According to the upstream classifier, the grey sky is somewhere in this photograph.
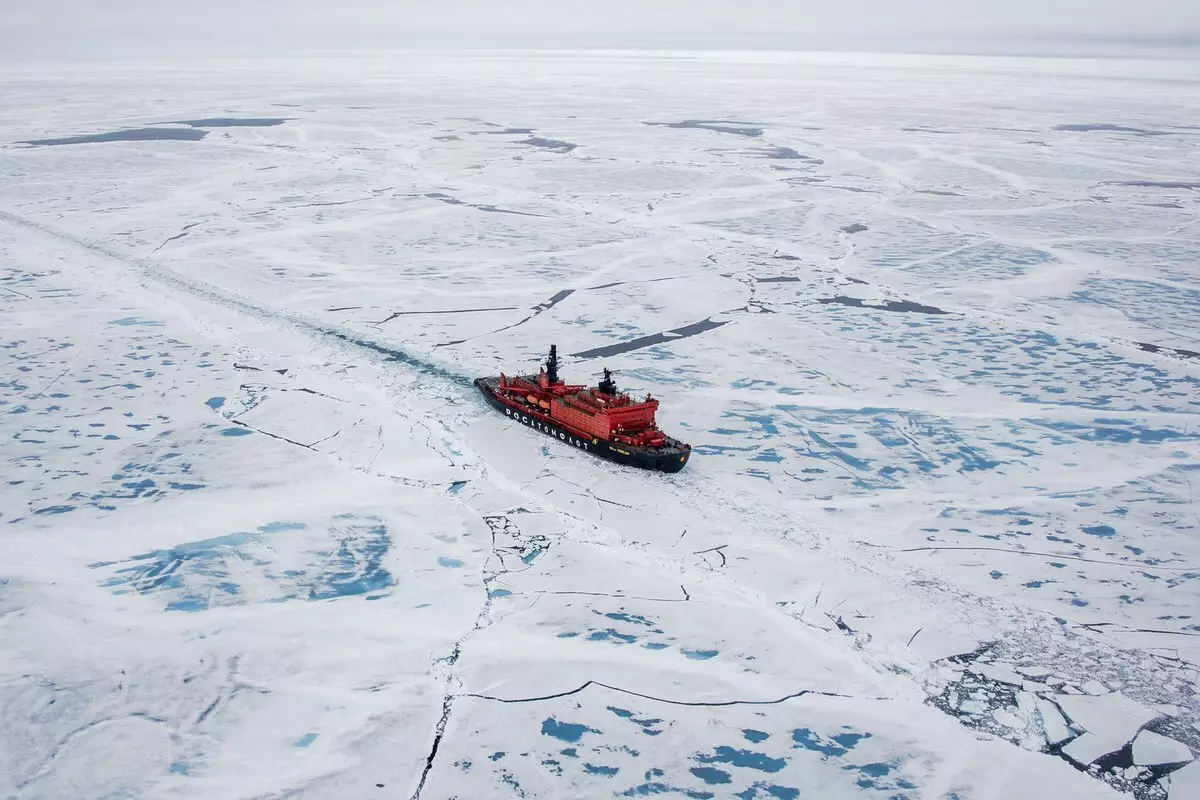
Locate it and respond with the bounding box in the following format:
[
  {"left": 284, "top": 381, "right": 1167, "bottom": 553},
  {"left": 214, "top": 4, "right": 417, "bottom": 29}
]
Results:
[{"left": 3, "top": 1, "right": 1198, "bottom": 59}]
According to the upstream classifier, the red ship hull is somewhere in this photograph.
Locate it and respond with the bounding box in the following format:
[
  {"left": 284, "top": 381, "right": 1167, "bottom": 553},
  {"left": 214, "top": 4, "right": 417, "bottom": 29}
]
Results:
[{"left": 474, "top": 347, "right": 690, "bottom": 473}]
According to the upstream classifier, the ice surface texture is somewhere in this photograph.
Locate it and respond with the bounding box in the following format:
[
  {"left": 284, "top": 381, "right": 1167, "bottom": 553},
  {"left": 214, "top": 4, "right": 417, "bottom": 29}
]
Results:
[{"left": 1, "top": 51, "right": 1197, "bottom": 799}]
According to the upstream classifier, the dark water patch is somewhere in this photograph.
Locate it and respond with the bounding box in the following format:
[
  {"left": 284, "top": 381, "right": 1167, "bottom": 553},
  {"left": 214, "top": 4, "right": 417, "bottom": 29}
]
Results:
[
  {"left": 818, "top": 296, "right": 947, "bottom": 315},
  {"left": 322, "top": 327, "right": 473, "bottom": 386},
  {"left": 915, "top": 189, "right": 962, "bottom": 196},
  {"left": 169, "top": 118, "right": 287, "bottom": 128},
  {"left": 373, "top": 305, "right": 518, "bottom": 324},
  {"left": 424, "top": 192, "right": 546, "bottom": 217},
  {"left": 585, "top": 276, "right": 680, "bottom": 291},
  {"left": 840, "top": 223, "right": 868, "bottom": 234},
  {"left": 646, "top": 120, "right": 764, "bottom": 138},
  {"left": 1054, "top": 123, "right": 1165, "bottom": 136},
  {"left": 1135, "top": 342, "right": 1200, "bottom": 360},
  {"left": 520, "top": 137, "right": 577, "bottom": 153},
  {"left": 21, "top": 128, "right": 209, "bottom": 146},
  {"left": 756, "top": 276, "right": 801, "bottom": 283},
  {"left": 572, "top": 318, "right": 729, "bottom": 360},
  {"left": 476, "top": 127, "right": 535, "bottom": 135},
  {"left": 432, "top": 135, "right": 461, "bottom": 141},
  {"left": 743, "top": 730, "right": 770, "bottom": 743},
  {"left": 1115, "top": 181, "right": 1200, "bottom": 189},
  {"left": 153, "top": 221, "right": 203, "bottom": 252},
  {"left": 534, "top": 289, "right": 574, "bottom": 313},
  {"left": 753, "top": 146, "right": 819, "bottom": 161},
  {"left": 34, "top": 504, "right": 75, "bottom": 515}
]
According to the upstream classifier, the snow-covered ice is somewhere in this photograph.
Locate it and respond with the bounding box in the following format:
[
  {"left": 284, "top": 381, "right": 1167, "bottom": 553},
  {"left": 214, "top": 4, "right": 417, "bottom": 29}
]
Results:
[{"left": 2, "top": 51, "right": 1198, "bottom": 799}]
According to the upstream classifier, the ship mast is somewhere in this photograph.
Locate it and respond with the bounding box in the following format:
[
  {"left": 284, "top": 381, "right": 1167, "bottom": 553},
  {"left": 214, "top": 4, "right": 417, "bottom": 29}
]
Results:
[
  {"left": 598, "top": 367, "right": 617, "bottom": 395},
  {"left": 545, "top": 344, "right": 559, "bottom": 384}
]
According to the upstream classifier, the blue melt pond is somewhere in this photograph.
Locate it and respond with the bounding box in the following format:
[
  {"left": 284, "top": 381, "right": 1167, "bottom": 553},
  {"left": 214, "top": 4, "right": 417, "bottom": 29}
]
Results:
[
  {"left": 489, "top": 588, "right": 512, "bottom": 598},
  {"left": 261, "top": 521, "right": 306, "bottom": 533},
  {"left": 791, "top": 728, "right": 870, "bottom": 757},
  {"left": 584, "top": 763, "right": 621, "bottom": 777},
  {"left": 1082, "top": 524, "right": 1115, "bottom": 538},
  {"left": 541, "top": 717, "right": 600, "bottom": 743},
  {"left": 743, "top": 729, "right": 770, "bottom": 743},
  {"left": 166, "top": 598, "right": 208, "bottom": 613},
  {"left": 110, "top": 317, "right": 164, "bottom": 327},
  {"left": 205, "top": 397, "right": 226, "bottom": 409},
  {"left": 735, "top": 786, "right": 799, "bottom": 800},
  {"left": 589, "top": 628, "right": 637, "bottom": 643},
  {"left": 683, "top": 649, "right": 719, "bottom": 660},
  {"left": 690, "top": 766, "right": 733, "bottom": 785},
  {"left": 696, "top": 746, "right": 786, "bottom": 773},
  {"left": 605, "top": 611, "right": 656, "bottom": 626},
  {"left": 437, "top": 557, "right": 464, "bottom": 568},
  {"left": 294, "top": 733, "right": 318, "bottom": 748},
  {"left": 220, "top": 427, "right": 252, "bottom": 437}
]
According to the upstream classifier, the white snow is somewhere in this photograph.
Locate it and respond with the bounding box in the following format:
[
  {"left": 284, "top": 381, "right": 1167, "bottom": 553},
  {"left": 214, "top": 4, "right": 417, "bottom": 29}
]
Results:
[{"left": 1, "top": 50, "right": 1197, "bottom": 800}]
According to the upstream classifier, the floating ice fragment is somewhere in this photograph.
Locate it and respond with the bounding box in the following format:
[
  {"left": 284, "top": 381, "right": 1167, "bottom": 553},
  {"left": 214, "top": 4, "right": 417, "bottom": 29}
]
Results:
[
  {"left": 1036, "top": 698, "right": 1074, "bottom": 745},
  {"left": 1132, "top": 731, "right": 1193, "bottom": 766},
  {"left": 1168, "top": 759, "right": 1200, "bottom": 799},
  {"left": 1056, "top": 692, "right": 1159, "bottom": 763}
]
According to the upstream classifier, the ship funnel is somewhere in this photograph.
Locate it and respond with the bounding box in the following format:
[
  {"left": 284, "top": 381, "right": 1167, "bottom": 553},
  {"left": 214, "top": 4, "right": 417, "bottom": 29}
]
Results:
[{"left": 546, "top": 344, "right": 559, "bottom": 384}]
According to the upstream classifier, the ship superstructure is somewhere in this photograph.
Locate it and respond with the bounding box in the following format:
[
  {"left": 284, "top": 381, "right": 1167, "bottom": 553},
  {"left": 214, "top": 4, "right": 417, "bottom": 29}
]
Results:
[{"left": 475, "top": 345, "right": 690, "bottom": 472}]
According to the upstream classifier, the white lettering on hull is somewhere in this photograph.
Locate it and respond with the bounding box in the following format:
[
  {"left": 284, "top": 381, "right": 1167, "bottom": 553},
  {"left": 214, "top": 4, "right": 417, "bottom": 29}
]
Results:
[{"left": 503, "top": 405, "right": 590, "bottom": 451}]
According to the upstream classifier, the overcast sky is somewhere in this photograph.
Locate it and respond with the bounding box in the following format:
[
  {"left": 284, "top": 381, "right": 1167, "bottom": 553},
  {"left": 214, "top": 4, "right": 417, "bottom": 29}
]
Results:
[{"left": 2, "top": 1, "right": 1198, "bottom": 59}]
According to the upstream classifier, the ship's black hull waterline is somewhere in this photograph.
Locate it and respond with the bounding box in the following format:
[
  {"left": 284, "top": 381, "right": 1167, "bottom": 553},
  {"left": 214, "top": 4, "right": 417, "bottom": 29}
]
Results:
[{"left": 474, "top": 377, "right": 691, "bottom": 473}]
